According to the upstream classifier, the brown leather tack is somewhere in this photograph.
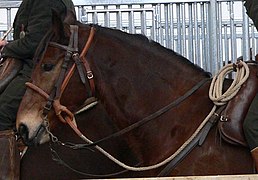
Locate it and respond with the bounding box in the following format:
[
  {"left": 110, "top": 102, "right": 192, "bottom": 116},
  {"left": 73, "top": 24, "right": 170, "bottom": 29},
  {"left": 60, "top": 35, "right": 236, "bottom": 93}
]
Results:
[
  {"left": 0, "top": 58, "right": 23, "bottom": 94},
  {"left": 0, "top": 130, "right": 20, "bottom": 180},
  {"left": 218, "top": 65, "right": 258, "bottom": 147}
]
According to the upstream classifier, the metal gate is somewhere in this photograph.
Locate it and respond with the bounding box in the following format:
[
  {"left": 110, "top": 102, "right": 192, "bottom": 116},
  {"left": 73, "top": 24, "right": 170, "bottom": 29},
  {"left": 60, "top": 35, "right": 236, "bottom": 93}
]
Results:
[{"left": 0, "top": 0, "right": 257, "bottom": 75}]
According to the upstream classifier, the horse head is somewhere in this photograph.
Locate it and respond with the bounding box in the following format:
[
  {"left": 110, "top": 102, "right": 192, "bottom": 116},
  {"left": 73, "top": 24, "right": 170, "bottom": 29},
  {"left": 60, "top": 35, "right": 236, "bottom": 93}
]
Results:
[{"left": 16, "top": 10, "right": 82, "bottom": 145}]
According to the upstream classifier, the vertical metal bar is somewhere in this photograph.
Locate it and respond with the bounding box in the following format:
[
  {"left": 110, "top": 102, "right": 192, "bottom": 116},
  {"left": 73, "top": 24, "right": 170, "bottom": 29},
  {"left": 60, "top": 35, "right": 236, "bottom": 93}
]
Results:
[
  {"left": 140, "top": 4, "right": 147, "bottom": 35},
  {"left": 194, "top": 2, "right": 200, "bottom": 65},
  {"left": 205, "top": 3, "right": 210, "bottom": 71},
  {"left": 200, "top": 2, "right": 206, "bottom": 69},
  {"left": 256, "top": 27, "right": 258, "bottom": 60},
  {"left": 77, "top": 6, "right": 82, "bottom": 22},
  {"left": 152, "top": 4, "right": 157, "bottom": 41},
  {"left": 188, "top": 3, "right": 193, "bottom": 62},
  {"left": 167, "top": 3, "right": 172, "bottom": 49},
  {"left": 93, "top": 5, "right": 98, "bottom": 24},
  {"left": 251, "top": 26, "right": 255, "bottom": 60},
  {"left": 6, "top": 8, "right": 12, "bottom": 41},
  {"left": 242, "top": 2, "right": 250, "bottom": 61},
  {"left": 181, "top": 3, "right": 186, "bottom": 57},
  {"left": 224, "top": 25, "right": 229, "bottom": 65},
  {"left": 176, "top": 3, "right": 181, "bottom": 54},
  {"left": 229, "top": 1, "right": 237, "bottom": 62},
  {"left": 164, "top": 4, "right": 169, "bottom": 48},
  {"left": 128, "top": 5, "right": 134, "bottom": 33},
  {"left": 116, "top": 5, "right": 122, "bottom": 30},
  {"left": 83, "top": 6, "right": 89, "bottom": 23},
  {"left": 217, "top": 2, "right": 223, "bottom": 68},
  {"left": 157, "top": 4, "right": 163, "bottom": 45},
  {"left": 252, "top": 25, "right": 256, "bottom": 60},
  {"left": 208, "top": 0, "right": 219, "bottom": 75},
  {"left": 104, "top": 5, "right": 110, "bottom": 27},
  {"left": 154, "top": 4, "right": 158, "bottom": 43},
  {"left": 170, "top": 3, "right": 175, "bottom": 50}
]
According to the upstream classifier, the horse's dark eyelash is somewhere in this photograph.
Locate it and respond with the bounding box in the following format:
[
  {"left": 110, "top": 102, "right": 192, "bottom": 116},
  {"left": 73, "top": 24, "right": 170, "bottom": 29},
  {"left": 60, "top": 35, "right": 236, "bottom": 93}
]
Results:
[{"left": 41, "top": 63, "right": 55, "bottom": 71}]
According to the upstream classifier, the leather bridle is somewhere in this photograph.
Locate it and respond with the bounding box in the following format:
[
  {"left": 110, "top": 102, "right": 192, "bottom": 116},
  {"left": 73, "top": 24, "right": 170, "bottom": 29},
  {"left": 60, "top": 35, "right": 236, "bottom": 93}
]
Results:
[{"left": 26, "top": 25, "right": 96, "bottom": 128}]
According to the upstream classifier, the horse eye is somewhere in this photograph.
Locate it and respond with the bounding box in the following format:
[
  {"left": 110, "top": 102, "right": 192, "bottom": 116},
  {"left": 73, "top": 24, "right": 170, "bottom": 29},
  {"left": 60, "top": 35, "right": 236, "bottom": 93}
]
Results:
[{"left": 42, "top": 63, "right": 55, "bottom": 71}]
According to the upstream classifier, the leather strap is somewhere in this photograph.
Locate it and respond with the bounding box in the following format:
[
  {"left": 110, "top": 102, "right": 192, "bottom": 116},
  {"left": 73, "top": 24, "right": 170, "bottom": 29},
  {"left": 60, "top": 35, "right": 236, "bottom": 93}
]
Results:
[
  {"left": 158, "top": 106, "right": 225, "bottom": 176},
  {"left": 77, "top": 78, "right": 211, "bottom": 148}
]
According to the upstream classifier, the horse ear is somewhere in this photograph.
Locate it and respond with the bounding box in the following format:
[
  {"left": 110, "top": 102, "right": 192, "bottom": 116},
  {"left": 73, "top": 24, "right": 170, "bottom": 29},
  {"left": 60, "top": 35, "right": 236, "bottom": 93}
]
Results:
[
  {"left": 51, "top": 9, "right": 66, "bottom": 41},
  {"left": 63, "top": 10, "right": 77, "bottom": 37},
  {"left": 63, "top": 10, "right": 77, "bottom": 25}
]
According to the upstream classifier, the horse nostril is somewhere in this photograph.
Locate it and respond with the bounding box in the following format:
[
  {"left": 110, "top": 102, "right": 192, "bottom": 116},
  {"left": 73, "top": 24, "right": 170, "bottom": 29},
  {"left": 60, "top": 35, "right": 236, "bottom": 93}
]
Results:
[{"left": 18, "top": 123, "right": 29, "bottom": 142}]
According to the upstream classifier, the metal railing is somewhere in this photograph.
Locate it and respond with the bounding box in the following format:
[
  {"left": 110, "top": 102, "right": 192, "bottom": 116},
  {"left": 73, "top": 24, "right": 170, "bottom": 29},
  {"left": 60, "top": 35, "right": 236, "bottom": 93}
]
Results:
[{"left": 0, "top": 0, "right": 257, "bottom": 75}]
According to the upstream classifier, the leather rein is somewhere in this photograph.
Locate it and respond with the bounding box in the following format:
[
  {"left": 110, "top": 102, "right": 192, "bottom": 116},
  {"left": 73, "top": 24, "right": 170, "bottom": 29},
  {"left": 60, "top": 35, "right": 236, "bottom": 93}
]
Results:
[{"left": 25, "top": 25, "right": 212, "bottom": 175}]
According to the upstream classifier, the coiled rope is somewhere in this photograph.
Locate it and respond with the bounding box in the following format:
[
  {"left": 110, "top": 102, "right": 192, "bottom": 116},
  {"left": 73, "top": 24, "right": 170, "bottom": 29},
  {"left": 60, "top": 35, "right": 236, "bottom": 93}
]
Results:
[{"left": 209, "top": 60, "right": 250, "bottom": 105}]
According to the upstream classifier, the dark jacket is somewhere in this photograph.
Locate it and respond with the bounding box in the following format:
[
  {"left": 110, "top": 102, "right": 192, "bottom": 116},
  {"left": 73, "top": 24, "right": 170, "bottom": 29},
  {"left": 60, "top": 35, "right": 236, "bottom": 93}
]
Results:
[
  {"left": 244, "top": 0, "right": 258, "bottom": 30},
  {"left": 1, "top": 0, "right": 75, "bottom": 61}
]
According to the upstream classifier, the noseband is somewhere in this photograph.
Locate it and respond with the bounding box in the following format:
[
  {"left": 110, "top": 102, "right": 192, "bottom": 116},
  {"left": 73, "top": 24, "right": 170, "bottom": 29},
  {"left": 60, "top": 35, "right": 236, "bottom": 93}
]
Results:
[{"left": 26, "top": 25, "right": 96, "bottom": 125}]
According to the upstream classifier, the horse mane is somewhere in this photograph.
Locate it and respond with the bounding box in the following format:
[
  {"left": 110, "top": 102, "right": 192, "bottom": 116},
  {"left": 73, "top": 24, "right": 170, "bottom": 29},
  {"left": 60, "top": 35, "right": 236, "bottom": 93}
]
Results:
[{"left": 91, "top": 24, "right": 211, "bottom": 78}]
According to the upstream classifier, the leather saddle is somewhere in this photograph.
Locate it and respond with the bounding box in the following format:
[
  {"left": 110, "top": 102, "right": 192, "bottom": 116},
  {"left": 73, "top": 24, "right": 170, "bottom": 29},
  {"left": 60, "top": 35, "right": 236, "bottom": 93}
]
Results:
[
  {"left": 218, "top": 64, "right": 258, "bottom": 147},
  {"left": 0, "top": 57, "right": 23, "bottom": 94}
]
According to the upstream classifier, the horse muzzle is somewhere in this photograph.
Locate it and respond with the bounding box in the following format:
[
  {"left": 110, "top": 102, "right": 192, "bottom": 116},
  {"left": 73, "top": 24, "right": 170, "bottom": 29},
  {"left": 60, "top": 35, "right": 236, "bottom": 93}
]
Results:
[{"left": 17, "top": 123, "right": 49, "bottom": 146}]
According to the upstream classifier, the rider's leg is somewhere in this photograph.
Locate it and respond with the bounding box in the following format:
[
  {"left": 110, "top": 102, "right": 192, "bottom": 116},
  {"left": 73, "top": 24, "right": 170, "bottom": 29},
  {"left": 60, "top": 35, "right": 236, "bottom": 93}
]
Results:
[
  {"left": 0, "top": 63, "right": 31, "bottom": 179},
  {"left": 243, "top": 93, "right": 258, "bottom": 171},
  {"left": 0, "top": 63, "right": 31, "bottom": 131}
]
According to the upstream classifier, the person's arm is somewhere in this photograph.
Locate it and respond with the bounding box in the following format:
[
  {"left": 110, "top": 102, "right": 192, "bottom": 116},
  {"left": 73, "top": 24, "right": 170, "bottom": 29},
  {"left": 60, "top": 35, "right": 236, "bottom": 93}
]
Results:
[
  {"left": 1, "top": 0, "right": 64, "bottom": 60},
  {"left": 0, "top": 40, "right": 7, "bottom": 51},
  {"left": 244, "top": 0, "right": 258, "bottom": 30}
]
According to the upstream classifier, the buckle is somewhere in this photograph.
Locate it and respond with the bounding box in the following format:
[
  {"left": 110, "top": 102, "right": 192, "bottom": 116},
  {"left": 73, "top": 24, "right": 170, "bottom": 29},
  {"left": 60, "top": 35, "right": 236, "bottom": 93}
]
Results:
[{"left": 87, "top": 71, "right": 94, "bottom": 79}]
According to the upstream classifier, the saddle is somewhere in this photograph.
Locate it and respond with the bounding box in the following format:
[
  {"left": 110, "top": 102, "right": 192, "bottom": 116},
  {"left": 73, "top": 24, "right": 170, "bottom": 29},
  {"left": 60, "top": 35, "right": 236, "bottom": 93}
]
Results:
[
  {"left": 0, "top": 57, "right": 23, "bottom": 94},
  {"left": 218, "top": 64, "right": 258, "bottom": 147}
]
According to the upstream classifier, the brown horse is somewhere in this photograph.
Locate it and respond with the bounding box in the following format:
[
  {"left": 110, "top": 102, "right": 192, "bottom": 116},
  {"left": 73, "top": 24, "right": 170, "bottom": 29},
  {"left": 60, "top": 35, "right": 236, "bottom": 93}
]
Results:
[{"left": 16, "top": 11, "right": 258, "bottom": 177}]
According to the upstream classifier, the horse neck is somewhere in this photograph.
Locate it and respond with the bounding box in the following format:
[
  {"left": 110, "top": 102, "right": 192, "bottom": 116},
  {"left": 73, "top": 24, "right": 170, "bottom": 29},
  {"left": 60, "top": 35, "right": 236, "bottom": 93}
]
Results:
[
  {"left": 86, "top": 27, "right": 211, "bottom": 163},
  {"left": 87, "top": 27, "right": 209, "bottom": 96}
]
